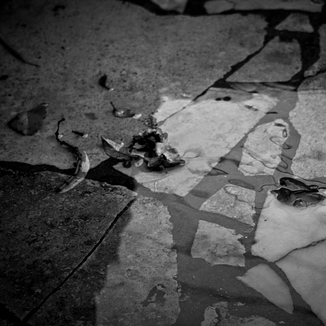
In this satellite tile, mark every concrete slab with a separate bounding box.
[191,220,246,267]
[227,36,301,82]
[275,13,314,33]
[289,88,326,179]
[0,0,267,170]
[0,171,136,320]
[200,184,256,226]
[27,196,179,326]
[239,119,289,176]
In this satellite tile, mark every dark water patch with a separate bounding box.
[208,167,228,176]
[87,158,136,191]
[121,0,180,15]
[0,161,71,176]
[141,284,166,307]
[228,178,255,190]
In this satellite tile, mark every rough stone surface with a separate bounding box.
[204,0,323,14]
[201,302,276,326]
[191,220,246,267]
[251,192,326,262]
[0,0,267,170]
[239,119,289,176]
[237,264,293,314]
[116,89,278,196]
[200,184,256,226]
[227,37,301,82]
[0,171,136,320]
[277,240,326,326]
[275,13,313,33]
[290,90,326,179]
[95,196,179,326]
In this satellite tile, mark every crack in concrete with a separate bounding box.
[275,237,326,264]
[21,197,137,323]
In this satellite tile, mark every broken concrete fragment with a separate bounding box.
[96,196,179,326]
[275,13,313,33]
[239,119,289,176]
[0,171,136,320]
[251,192,326,262]
[8,103,48,136]
[200,184,256,226]
[237,264,293,314]
[276,240,326,326]
[191,220,246,267]
[201,302,276,326]
[204,0,323,14]
[289,90,326,179]
[227,37,301,82]
[116,91,278,196]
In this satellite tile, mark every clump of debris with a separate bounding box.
[102,115,185,171]
[271,177,326,208]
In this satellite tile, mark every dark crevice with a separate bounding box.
[22,197,136,323]
[119,0,179,15]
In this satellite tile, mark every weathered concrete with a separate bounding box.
[275,13,314,33]
[191,220,246,267]
[95,196,179,326]
[1,0,326,325]
[0,170,136,321]
[0,0,267,170]
[227,37,301,82]
[289,89,326,179]
[200,184,256,226]
[239,119,289,176]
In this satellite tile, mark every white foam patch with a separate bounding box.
[200,184,256,226]
[116,93,278,196]
[237,264,293,314]
[251,192,326,262]
[239,119,289,176]
[276,240,326,325]
[191,220,245,267]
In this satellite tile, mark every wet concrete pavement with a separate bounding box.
[1,0,326,325]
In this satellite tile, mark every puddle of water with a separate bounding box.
[108,82,326,325]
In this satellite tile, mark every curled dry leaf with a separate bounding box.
[8,103,48,136]
[55,118,90,193]
[57,151,90,193]
[101,136,132,160]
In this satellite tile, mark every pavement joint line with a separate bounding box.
[22,196,137,323]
